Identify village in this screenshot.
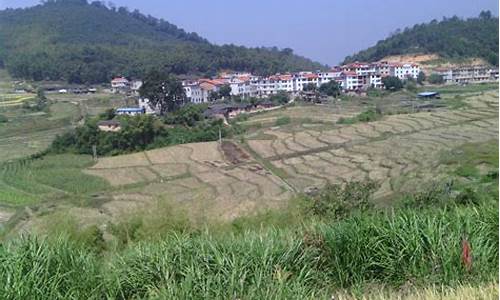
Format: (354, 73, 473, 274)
(101, 61, 499, 120)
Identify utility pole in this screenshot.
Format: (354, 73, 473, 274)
(92, 145, 98, 162)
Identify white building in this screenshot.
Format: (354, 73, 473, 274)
(189, 85, 205, 103)
(436, 66, 498, 84)
(138, 98, 157, 114)
(390, 63, 420, 80)
(369, 74, 383, 88)
(130, 80, 143, 95)
(293, 72, 320, 92)
(111, 77, 130, 93)
(341, 72, 363, 91)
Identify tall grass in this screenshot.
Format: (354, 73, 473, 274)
(0, 203, 497, 299)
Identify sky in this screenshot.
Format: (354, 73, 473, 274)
(0, 0, 498, 65)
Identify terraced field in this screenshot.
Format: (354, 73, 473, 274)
(85, 141, 292, 220)
(0, 87, 497, 231)
(239, 101, 360, 126)
(246, 91, 499, 200)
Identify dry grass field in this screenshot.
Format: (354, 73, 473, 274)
(1, 85, 498, 232)
(85, 141, 292, 221)
(246, 91, 499, 201)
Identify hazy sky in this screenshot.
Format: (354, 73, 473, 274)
(1, 0, 498, 65)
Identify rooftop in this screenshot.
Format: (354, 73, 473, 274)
(116, 107, 145, 112)
(418, 91, 440, 98)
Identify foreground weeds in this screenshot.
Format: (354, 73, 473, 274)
(0, 202, 497, 299)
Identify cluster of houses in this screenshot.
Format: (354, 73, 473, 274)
(434, 65, 499, 84)
(179, 62, 422, 103)
(107, 61, 498, 122)
(110, 62, 499, 106)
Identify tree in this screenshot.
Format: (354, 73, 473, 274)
(139, 70, 185, 114)
(218, 84, 232, 99)
(319, 80, 341, 97)
(428, 73, 444, 84)
(208, 91, 219, 102)
(344, 12, 499, 67)
(382, 76, 403, 91)
(0, 1, 325, 83)
(269, 91, 290, 104)
(405, 80, 417, 92)
(166, 104, 207, 127)
(417, 71, 426, 85)
(35, 88, 48, 111)
(302, 83, 317, 92)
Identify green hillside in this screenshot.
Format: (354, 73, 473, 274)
(344, 11, 499, 66)
(0, 0, 324, 83)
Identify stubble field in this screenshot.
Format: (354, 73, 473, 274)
(0, 85, 497, 233)
(246, 91, 499, 201)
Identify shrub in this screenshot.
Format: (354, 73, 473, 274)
(303, 180, 378, 220)
(275, 116, 291, 126)
(429, 73, 445, 84)
(337, 109, 382, 124)
(382, 76, 404, 91)
(0, 114, 8, 123)
(269, 91, 290, 104)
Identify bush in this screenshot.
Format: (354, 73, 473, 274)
(275, 116, 291, 126)
(405, 80, 417, 92)
(319, 80, 341, 97)
(337, 109, 382, 124)
(0, 114, 8, 123)
(429, 73, 445, 84)
(269, 91, 290, 104)
(382, 76, 404, 91)
(303, 181, 378, 220)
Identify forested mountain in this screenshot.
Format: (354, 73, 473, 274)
(0, 0, 325, 83)
(344, 11, 499, 66)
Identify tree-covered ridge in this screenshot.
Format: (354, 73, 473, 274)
(0, 0, 325, 83)
(344, 11, 499, 66)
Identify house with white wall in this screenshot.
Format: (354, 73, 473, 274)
(111, 77, 130, 93)
(390, 63, 420, 80)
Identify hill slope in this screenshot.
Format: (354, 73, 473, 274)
(0, 0, 324, 83)
(344, 11, 499, 66)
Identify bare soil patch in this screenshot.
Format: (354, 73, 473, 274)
(221, 141, 251, 164)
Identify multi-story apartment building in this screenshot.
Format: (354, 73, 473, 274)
(436, 66, 498, 84)
(228, 76, 258, 99)
(390, 63, 420, 80)
(374, 61, 391, 77)
(293, 72, 320, 91)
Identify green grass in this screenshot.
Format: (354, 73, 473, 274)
(417, 82, 498, 94)
(0, 181, 38, 205)
(0, 202, 497, 299)
(275, 116, 291, 126)
(337, 108, 382, 124)
(441, 140, 498, 178)
(0, 154, 110, 206)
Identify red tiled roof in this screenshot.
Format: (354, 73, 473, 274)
(200, 82, 217, 91)
(200, 79, 227, 86)
(237, 76, 250, 82)
(303, 73, 318, 79)
(341, 71, 357, 76)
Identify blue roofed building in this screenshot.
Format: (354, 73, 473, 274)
(115, 107, 146, 116)
(417, 91, 440, 99)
